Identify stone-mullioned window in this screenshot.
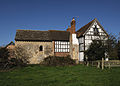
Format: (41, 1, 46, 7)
(55, 41, 69, 52)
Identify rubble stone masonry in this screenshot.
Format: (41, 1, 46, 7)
(15, 41, 54, 64)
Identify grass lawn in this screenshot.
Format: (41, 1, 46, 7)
(0, 65, 120, 86)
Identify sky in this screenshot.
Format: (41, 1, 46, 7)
(0, 0, 120, 46)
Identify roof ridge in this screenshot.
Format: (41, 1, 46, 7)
(16, 29, 68, 32)
(48, 30, 68, 32)
(16, 29, 48, 32)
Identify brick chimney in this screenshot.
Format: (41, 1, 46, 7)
(67, 18, 76, 34)
(71, 17, 76, 33)
(67, 26, 71, 32)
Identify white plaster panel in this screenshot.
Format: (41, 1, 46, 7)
(72, 34, 79, 45)
(78, 37, 84, 43)
(99, 28, 104, 33)
(80, 44, 84, 51)
(79, 52, 84, 61)
(89, 27, 93, 31)
(85, 40, 90, 45)
(85, 35, 91, 39)
(85, 45, 89, 50)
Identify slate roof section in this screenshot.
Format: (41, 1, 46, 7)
(15, 30, 70, 41)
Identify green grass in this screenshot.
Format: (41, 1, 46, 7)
(0, 65, 120, 86)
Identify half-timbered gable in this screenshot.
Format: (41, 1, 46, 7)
(77, 18, 108, 61)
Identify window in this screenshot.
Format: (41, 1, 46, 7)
(55, 41, 69, 52)
(39, 45, 43, 51)
(94, 25, 99, 35)
(79, 37, 84, 43)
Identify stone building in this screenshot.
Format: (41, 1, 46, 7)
(15, 18, 108, 64)
(15, 30, 70, 64)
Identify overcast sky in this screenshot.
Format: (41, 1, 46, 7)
(0, 0, 120, 46)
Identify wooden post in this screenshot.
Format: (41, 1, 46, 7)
(97, 61, 100, 68)
(102, 58, 104, 70)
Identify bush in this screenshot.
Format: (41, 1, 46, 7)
(0, 47, 9, 69)
(0, 47, 26, 70)
(42, 55, 76, 66)
(0, 58, 27, 70)
(0, 47, 9, 61)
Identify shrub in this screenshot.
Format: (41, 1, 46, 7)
(0, 47, 9, 69)
(0, 47, 27, 70)
(0, 47, 9, 61)
(0, 58, 26, 70)
(42, 55, 76, 66)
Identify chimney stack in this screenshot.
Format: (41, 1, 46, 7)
(67, 17, 76, 34)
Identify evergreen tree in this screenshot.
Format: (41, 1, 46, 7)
(85, 40, 106, 61)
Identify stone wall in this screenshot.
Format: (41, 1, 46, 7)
(69, 33, 79, 62)
(15, 41, 54, 64)
(72, 44, 79, 60)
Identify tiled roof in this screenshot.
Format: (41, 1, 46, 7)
(76, 18, 108, 37)
(76, 18, 95, 37)
(15, 30, 70, 41)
